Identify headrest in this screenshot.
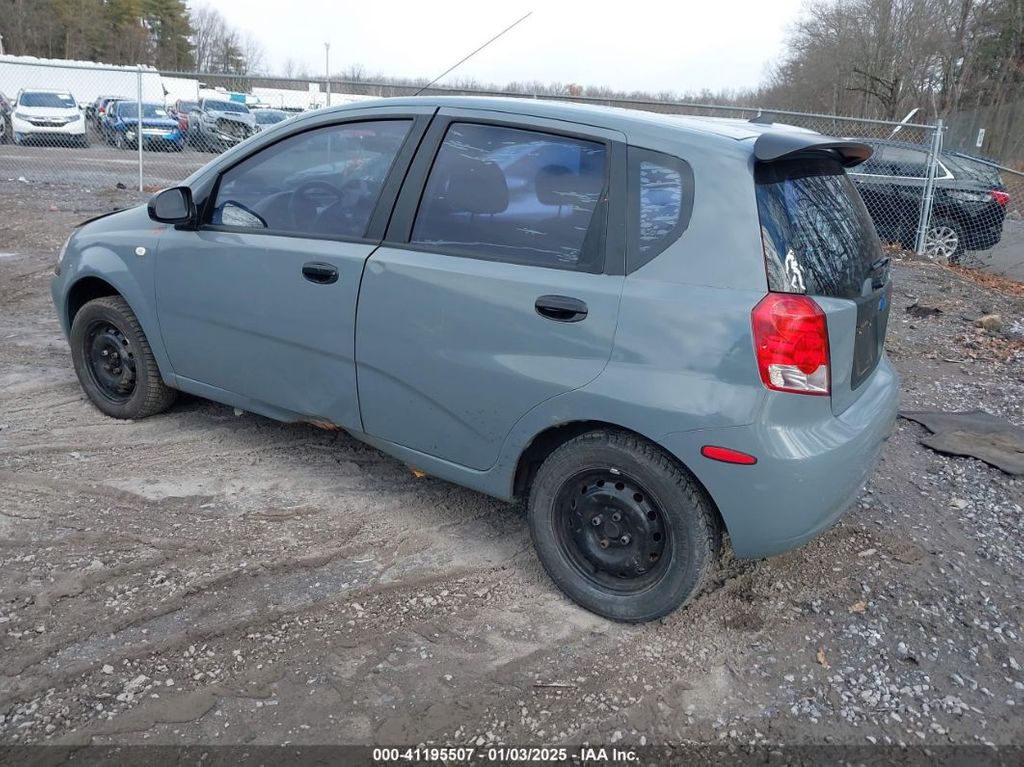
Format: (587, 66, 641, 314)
(535, 164, 603, 207)
(535, 164, 576, 206)
(444, 158, 508, 214)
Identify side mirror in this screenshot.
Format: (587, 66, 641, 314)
(148, 186, 195, 226)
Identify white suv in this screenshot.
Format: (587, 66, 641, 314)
(11, 90, 88, 147)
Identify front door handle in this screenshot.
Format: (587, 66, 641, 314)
(302, 262, 338, 285)
(535, 295, 588, 323)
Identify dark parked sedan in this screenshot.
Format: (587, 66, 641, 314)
(850, 139, 1008, 261)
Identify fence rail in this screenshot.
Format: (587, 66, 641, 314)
(0, 57, 1020, 270)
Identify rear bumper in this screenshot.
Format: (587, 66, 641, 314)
(963, 221, 1003, 250)
(661, 356, 899, 558)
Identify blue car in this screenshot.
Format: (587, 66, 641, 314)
(104, 101, 185, 151)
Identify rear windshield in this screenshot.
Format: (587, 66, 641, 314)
(756, 156, 882, 299)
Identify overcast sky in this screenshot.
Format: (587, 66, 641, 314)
(205, 0, 805, 94)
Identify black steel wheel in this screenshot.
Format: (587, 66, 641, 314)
(83, 320, 137, 404)
(555, 470, 670, 593)
(70, 296, 177, 419)
(529, 430, 720, 622)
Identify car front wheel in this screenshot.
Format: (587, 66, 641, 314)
(528, 430, 721, 622)
(70, 296, 177, 419)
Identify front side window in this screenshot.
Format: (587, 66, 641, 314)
(210, 119, 411, 238)
(411, 123, 608, 271)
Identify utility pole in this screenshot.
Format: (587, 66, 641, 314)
(0, 33, 6, 56)
(324, 42, 331, 108)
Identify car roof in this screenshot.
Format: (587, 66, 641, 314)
(314, 95, 807, 146)
(19, 88, 75, 95)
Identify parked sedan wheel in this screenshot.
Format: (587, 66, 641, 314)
(528, 430, 720, 622)
(70, 296, 177, 419)
(114, 132, 127, 150)
(923, 218, 964, 262)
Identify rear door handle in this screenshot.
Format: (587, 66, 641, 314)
(302, 262, 338, 285)
(535, 295, 588, 323)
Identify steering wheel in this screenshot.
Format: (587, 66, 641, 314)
(313, 178, 378, 237)
(288, 180, 343, 231)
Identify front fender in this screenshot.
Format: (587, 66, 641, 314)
(52, 213, 176, 386)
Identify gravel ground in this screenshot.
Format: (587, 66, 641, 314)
(1, 180, 1023, 751)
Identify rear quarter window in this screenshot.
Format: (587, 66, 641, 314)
(626, 148, 694, 272)
(756, 156, 883, 299)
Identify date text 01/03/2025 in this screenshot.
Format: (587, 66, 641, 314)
(372, 746, 639, 762)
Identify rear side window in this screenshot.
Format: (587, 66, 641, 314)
(756, 156, 882, 299)
(627, 148, 694, 271)
(411, 123, 608, 271)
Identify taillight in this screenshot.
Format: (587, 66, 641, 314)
(751, 293, 830, 396)
(991, 190, 1009, 206)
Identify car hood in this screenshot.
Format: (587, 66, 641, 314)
(16, 105, 79, 118)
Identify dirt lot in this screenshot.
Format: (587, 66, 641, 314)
(1, 179, 1024, 751)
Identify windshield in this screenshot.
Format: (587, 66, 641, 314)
(20, 92, 77, 109)
(206, 100, 249, 114)
(254, 110, 287, 124)
(756, 156, 883, 299)
(116, 103, 170, 119)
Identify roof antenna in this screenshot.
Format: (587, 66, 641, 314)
(413, 11, 533, 96)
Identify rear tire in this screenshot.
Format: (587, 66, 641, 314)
(924, 217, 965, 263)
(528, 430, 720, 622)
(70, 296, 177, 420)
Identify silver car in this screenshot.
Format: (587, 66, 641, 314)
(51, 97, 898, 622)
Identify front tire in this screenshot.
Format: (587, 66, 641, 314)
(528, 430, 720, 622)
(70, 296, 177, 419)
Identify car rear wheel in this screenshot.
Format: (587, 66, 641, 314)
(70, 296, 177, 419)
(528, 430, 720, 622)
(923, 217, 964, 262)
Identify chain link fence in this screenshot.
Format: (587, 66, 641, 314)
(1, 56, 1020, 274)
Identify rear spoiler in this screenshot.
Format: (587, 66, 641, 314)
(754, 132, 872, 168)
